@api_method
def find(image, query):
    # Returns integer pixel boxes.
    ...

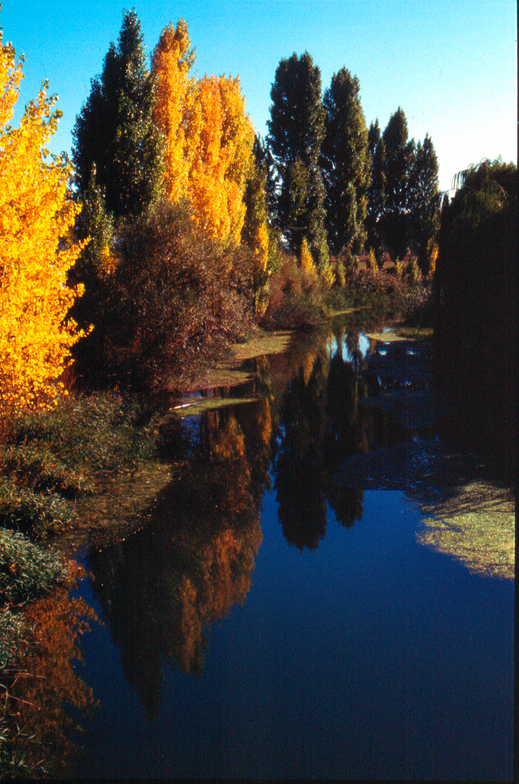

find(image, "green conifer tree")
[408,134,440,274]
[379,107,415,260]
[365,119,386,257]
[267,52,329,273]
[321,68,370,255]
[72,9,163,219]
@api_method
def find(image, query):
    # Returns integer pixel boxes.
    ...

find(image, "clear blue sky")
[2,0,516,192]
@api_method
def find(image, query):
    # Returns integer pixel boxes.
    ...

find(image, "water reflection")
[0,565,97,778]
[6,310,514,775]
[86,403,266,716]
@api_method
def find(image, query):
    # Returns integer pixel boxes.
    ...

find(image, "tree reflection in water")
[87,401,268,716]
[2,309,514,774]
[1,564,98,778]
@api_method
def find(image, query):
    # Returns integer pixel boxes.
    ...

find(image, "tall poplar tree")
[72,9,163,219]
[365,119,386,256]
[408,134,440,273]
[380,107,415,260]
[267,52,329,272]
[320,68,370,255]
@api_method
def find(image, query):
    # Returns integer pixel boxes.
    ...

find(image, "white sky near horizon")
[2,0,517,193]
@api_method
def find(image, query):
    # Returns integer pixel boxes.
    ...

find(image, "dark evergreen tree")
[408,134,440,274]
[365,119,386,256]
[320,68,370,255]
[379,107,415,260]
[72,9,163,219]
[267,52,329,272]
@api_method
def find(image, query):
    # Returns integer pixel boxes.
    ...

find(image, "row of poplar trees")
[266,51,440,277]
[69,11,440,386]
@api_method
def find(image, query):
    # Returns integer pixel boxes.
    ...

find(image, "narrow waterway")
[11,314,515,779]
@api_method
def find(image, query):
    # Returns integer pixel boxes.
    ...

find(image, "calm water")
[18,317,517,779]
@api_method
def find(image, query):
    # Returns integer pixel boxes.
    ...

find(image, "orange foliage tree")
[0,32,85,413]
[151,19,196,203]
[152,20,255,246]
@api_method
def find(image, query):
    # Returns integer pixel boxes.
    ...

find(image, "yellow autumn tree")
[0,33,85,413]
[151,19,196,203]
[186,74,254,244]
[152,21,254,247]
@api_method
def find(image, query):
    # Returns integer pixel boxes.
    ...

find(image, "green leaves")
[321,68,370,254]
[72,9,164,220]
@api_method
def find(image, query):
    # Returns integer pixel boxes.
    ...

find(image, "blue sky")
[2,0,516,192]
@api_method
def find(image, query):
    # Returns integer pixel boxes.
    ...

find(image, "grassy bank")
[0,393,161,729]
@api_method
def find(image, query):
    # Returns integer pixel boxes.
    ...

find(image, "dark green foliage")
[321,68,370,255]
[434,159,517,471]
[267,51,325,171]
[379,107,415,260]
[0,480,76,538]
[242,136,269,249]
[365,119,386,255]
[0,394,158,539]
[0,529,65,609]
[72,9,164,219]
[67,171,117,338]
[267,52,329,266]
[408,135,440,273]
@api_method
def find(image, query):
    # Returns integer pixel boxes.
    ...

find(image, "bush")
[72,199,257,390]
[0,392,158,539]
[399,282,433,327]
[260,254,328,330]
[0,530,65,610]
[0,479,76,539]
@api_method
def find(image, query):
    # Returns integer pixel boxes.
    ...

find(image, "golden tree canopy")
[0,33,85,412]
[152,20,254,246]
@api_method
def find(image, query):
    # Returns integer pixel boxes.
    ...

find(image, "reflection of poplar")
[274,351,329,550]
[3,571,98,777]
[87,406,263,711]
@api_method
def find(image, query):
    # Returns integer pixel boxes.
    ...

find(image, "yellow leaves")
[0,34,86,415]
[186,74,254,245]
[300,237,318,277]
[152,20,254,247]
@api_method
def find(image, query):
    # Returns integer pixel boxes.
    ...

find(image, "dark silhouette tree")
[434,159,517,475]
[408,134,440,274]
[267,52,330,273]
[72,9,164,219]
[379,107,415,260]
[321,68,370,255]
[365,119,386,258]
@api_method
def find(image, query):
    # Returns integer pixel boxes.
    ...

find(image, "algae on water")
[417,481,515,579]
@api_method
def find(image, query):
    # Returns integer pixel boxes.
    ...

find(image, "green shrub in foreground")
[8,393,157,473]
[0,478,77,538]
[0,392,159,540]
[0,529,65,609]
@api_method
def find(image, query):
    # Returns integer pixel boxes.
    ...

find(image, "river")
[8,312,515,779]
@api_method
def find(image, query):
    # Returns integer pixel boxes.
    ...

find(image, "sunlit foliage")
[242,137,271,315]
[0,32,85,414]
[267,52,330,274]
[321,68,370,255]
[151,19,195,203]
[152,21,255,246]
[72,9,164,219]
